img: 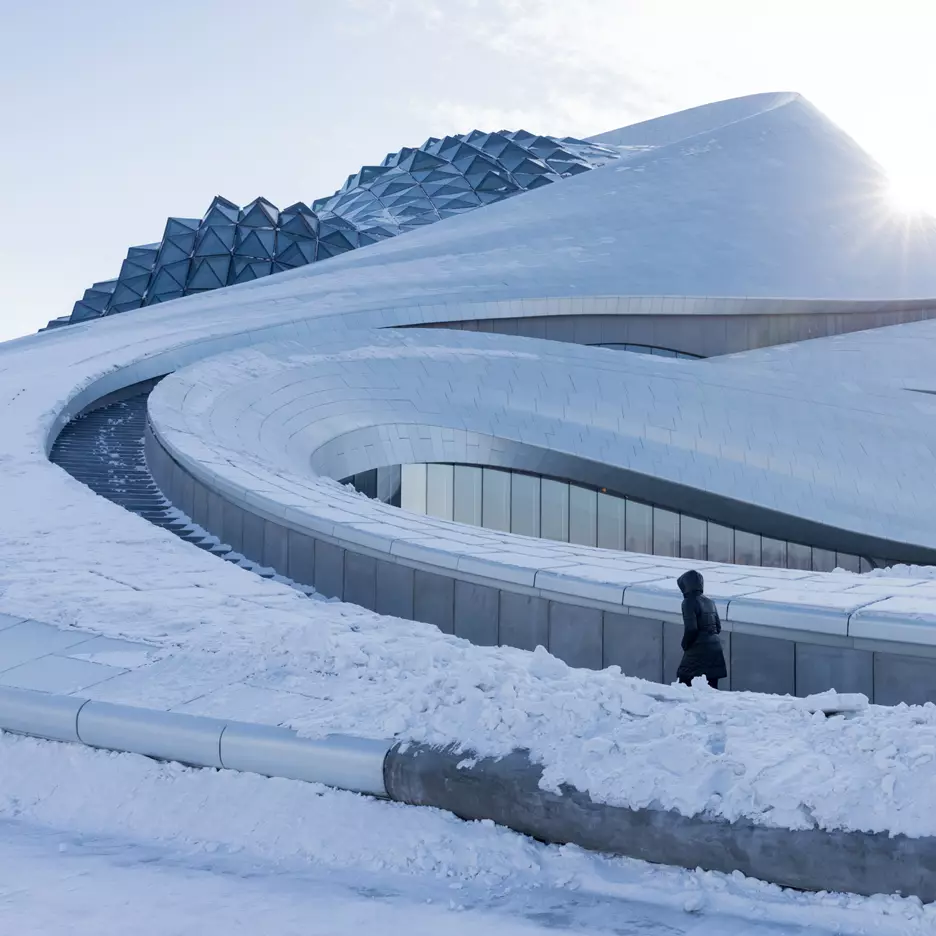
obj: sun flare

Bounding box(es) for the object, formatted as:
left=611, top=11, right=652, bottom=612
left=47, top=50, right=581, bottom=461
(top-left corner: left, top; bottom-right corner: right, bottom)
left=886, top=171, right=936, bottom=218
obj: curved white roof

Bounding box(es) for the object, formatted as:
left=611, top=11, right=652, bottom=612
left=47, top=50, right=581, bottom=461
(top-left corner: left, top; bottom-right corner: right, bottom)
left=271, top=90, right=936, bottom=303
left=1, top=91, right=936, bottom=668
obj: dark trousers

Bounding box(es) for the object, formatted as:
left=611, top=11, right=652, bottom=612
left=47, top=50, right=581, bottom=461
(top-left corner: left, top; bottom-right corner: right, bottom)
left=679, top=675, right=719, bottom=689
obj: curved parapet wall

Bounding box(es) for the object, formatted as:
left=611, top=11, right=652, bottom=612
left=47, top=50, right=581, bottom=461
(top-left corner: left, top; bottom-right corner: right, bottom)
left=3, top=683, right=934, bottom=902
left=143, top=335, right=936, bottom=705
left=383, top=742, right=936, bottom=902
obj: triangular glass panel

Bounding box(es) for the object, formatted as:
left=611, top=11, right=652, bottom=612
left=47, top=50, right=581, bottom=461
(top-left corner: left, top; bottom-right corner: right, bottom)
left=156, top=240, right=190, bottom=265
left=239, top=197, right=279, bottom=228
left=235, top=227, right=275, bottom=260
left=165, top=217, right=200, bottom=237
left=275, top=238, right=317, bottom=266
left=186, top=255, right=230, bottom=289
left=202, top=195, right=241, bottom=226
left=149, top=262, right=190, bottom=294
left=194, top=225, right=235, bottom=256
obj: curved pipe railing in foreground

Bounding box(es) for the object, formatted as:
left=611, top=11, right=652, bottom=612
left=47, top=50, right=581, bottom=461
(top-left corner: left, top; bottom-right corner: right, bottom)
left=1, top=683, right=934, bottom=903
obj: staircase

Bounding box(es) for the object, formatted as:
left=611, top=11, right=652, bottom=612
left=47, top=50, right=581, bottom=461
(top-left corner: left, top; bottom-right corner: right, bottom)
left=49, top=390, right=301, bottom=586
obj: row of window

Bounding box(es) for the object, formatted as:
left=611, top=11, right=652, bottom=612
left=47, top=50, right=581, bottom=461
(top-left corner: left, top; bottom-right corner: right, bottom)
left=390, top=463, right=885, bottom=573
left=593, top=343, right=701, bottom=359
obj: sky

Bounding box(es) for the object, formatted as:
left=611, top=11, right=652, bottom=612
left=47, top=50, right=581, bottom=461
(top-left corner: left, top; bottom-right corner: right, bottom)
left=2, top=0, right=935, bottom=341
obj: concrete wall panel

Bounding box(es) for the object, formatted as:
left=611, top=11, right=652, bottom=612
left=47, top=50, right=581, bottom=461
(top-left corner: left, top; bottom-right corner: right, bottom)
left=731, top=632, right=795, bottom=695
left=603, top=612, right=663, bottom=682
left=179, top=471, right=195, bottom=519
left=376, top=560, right=414, bottom=620
left=499, top=592, right=549, bottom=651
left=344, top=551, right=377, bottom=611
left=314, top=540, right=345, bottom=600
left=191, top=478, right=208, bottom=528
left=549, top=602, right=603, bottom=670
left=222, top=500, right=244, bottom=554
left=206, top=490, right=224, bottom=537
left=874, top=652, right=936, bottom=706
left=795, top=643, right=873, bottom=698
left=454, top=580, right=499, bottom=646
left=241, top=511, right=265, bottom=564
left=286, top=529, right=315, bottom=586
left=663, top=620, right=683, bottom=685
left=414, top=569, right=455, bottom=634
left=262, top=520, right=288, bottom=575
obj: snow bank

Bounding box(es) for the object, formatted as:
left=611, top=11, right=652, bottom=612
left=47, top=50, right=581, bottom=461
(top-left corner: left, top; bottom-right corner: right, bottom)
left=6, top=542, right=932, bottom=839
left=2, top=731, right=934, bottom=933
left=226, top=612, right=936, bottom=838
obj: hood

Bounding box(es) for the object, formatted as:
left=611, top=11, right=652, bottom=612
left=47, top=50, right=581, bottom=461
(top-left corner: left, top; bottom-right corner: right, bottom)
left=677, top=569, right=704, bottom=595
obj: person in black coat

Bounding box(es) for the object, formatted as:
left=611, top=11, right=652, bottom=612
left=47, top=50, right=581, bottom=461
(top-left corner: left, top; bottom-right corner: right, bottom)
left=676, top=569, right=727, bottom=688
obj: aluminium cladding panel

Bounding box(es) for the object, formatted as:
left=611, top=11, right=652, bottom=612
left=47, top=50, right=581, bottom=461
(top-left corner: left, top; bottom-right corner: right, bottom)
left=241, top=510, right=266, bottom=564
left=191, top=478, right=209, bottom=529
left=222, top=500, right=245, bottom=554
left=314, top=540, right=345, bottom=599
left=662, top=620, right=684, bottom=685
left=413, top=569, right=455, bottom=634
left=794, top=643, right=873, bottom=698
left=262, top=519, right=289, bottom=575
left=602, top=612, right=663, bottom=683
left=873, top=652, right=936, bottom=706
left=179, top=470, right=195, bottom=520
left=375, top=559, right=414, bottom=619
left=0, top=685, right=87, bottom=742
left=207, top=490, right=225, bottom=537
left=143, top=429, right=169, bottom=487
left=287, top=529, right=316, bottom=586
left=499, top=592, right=549, bottom=651
left=730, top=632, right=795, bottom=695
left=219, top=723, right=390, bottom=796
left=548, top=601, right=603, bottom=670
left=344, top=551, right=377, bottom=611
left=454, top=580, right=499, bottom=646
left=76, top=701, right=225, bottom=768
left=383, top=742, right=936, bottom=902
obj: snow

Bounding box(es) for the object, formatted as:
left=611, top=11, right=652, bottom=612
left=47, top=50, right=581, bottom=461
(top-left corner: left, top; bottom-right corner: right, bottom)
left=4, top=582, right=936, bottom=839
left=1, top=730, right=933, bottom=935
left=1, top=90, right=936, bottom=917
left=4, top=316, right=936, bottom=840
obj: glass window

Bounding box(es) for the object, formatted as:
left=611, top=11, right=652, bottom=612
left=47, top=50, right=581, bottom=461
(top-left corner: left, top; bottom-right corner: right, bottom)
left=400, top=463, right=427, bottom=514
left=679, top=515, right=707, bottom=560
left=761, top=537, right=786, bottom=568
left=597, top=492, right=626, bottom=550
left=811, top=548, right=836, bottom=572
left=569, top=484, right=598, bottom=546
left=787, top=542, right=811, bottom=570
left=707, top=522, right=734, bottom=563
left=453, top=465, right=482, bottom=526
left=353, top=469, right=377, bottom=499
left=426, top=463, right=454, bottom=520
left=482, top=467, right=511, bottom=532
left=540, top=478, right=570, bottom=542
left=625, top=499, right=652, bottom=554
left=510, top=472, right=541, bottom=537
left=835, top=553, right=860, bottom=573
left=735, top=530, right=761, bottom=566
left=652, top=507, right=679, bottom=557
left=376, top=465, right=401, bottom=506
left=859, top=557, right=874, bottom=574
